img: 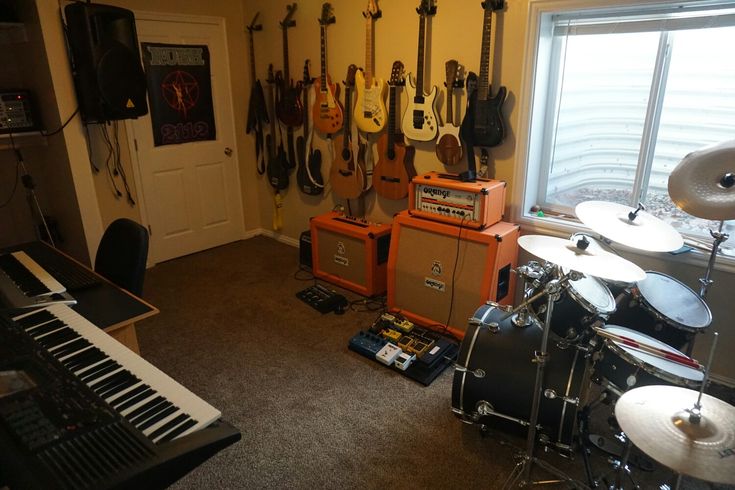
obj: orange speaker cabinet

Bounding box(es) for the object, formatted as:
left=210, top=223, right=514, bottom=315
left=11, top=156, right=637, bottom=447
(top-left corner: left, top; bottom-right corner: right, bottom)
left=310, top=212, right=392, bottom=297
left=387, top=211, right=519, bottom=339
left=408, top=171, right=507, bottom=229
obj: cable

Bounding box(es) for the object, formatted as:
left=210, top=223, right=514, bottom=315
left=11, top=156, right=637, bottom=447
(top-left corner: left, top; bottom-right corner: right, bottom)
left=293, top=265, right=314, bottom=281
left=442, top=217, right=467, bottom=337
left=84, top=124, right=99, bottom=172
left=39, top=106, right=80, bottom=137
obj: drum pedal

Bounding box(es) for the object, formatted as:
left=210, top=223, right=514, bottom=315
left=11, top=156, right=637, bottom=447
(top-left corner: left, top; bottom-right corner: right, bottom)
left=588, top=434, right=654, bottom=472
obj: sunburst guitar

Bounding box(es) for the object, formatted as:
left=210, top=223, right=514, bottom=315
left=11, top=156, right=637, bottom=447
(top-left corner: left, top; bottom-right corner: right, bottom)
left=312, top=3, right=342, bottom=135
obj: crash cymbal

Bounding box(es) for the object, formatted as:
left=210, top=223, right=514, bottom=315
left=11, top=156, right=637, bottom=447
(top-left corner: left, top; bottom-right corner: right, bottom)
left=518, top=234, right=646, bottom=283
left=576, top=201, right=684, bottom=252
left=669, top=140, right=735, bottom=221
left=616, top=385, right=735, bottom=485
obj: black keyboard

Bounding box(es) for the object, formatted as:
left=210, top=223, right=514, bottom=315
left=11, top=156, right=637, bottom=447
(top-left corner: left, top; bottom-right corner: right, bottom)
left=37, top=257, right=101, bottom=292
left=0, top=253, right=50, bottom=297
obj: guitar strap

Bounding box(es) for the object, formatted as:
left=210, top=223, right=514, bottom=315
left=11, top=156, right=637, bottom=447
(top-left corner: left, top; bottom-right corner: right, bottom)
left=286, top=127, right=297, bottom=171
left=304, top=119, right=324, bottom=189
left=247, top=80, right=269, bottom=175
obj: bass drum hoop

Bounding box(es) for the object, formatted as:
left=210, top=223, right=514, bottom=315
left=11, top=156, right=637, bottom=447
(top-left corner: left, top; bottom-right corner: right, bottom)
left=634, top=271, right=712, bottom=333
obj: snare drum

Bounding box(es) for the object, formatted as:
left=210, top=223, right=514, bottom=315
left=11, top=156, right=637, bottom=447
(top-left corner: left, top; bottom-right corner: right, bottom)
left=593, top=325, right=704, bottom=393
left=451, top=303, right=590, bottom=451
left=609, top=272, right=712, bottom=349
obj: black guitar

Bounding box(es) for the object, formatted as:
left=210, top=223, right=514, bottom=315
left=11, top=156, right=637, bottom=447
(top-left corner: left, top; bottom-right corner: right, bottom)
left=266, top=65, right=289, bottom=190
left=461, top=0, right=506, bottom=148
left=296, top=60, right=324, bottom=195
left=245, top=13, right=269, bottom=175
left=275, top=3, right=302, bottom=171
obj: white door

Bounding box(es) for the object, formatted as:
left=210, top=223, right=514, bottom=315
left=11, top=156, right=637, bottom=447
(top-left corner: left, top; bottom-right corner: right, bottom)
left=128, top=13, right=244, bottom=264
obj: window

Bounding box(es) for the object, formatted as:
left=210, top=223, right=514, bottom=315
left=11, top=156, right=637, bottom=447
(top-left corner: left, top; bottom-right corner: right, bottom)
left=521, top=1, right=735, bottom=247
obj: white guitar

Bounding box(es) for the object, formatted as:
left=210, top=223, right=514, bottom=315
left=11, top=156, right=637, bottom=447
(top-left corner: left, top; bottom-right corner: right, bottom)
left=401, top=0, right=438, bottom=142
left=354, top=0, right=387, bottom=133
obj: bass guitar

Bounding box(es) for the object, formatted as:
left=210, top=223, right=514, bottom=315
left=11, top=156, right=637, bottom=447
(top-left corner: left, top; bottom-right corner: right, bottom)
left=312, top=3, right=343, bottom=135
left=461, top=0, right=506, bottom=148
left=297, top=60, right=324, bottom=196
left=245, top=12, right=269, bottom=175
left=373, top=61, right=416, bottom=200
left=435, top=59, right=463, bottom=166
left=354, top=0, right=387, bottom=134
left=265, top=65, right=289, bottom=191
left=275, top=3, right=302, bottom=170
left=401, top=0, right=439, bottom=142
left=330, top=65, right=366, bottom=199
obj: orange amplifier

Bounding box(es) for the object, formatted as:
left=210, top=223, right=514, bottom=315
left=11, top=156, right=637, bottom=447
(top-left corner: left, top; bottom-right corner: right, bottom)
left=310, top=211, right=392, bottom=297
left=387, top=211, right=519, bottom=339
left=408, top=171, right=506, bottom=229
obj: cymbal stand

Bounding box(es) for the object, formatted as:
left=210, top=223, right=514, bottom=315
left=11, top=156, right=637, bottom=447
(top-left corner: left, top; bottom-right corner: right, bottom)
left=512, top=261, right=552, bottom=327
left=698, top=221, right=729, bottom=299
left=502, top=273, right=588, bottom=490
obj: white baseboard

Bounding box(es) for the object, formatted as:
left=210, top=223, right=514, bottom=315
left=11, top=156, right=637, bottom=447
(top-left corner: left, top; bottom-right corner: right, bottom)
left=244, top=228, right=300, bottom=248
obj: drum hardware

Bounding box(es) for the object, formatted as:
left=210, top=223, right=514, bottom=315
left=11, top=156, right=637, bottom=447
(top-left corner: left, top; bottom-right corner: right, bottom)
left=698, top=220, right=729, bottom=299
left=453, top=364, right=486, bottom=378
left=544, top=389, right=579, bottom=407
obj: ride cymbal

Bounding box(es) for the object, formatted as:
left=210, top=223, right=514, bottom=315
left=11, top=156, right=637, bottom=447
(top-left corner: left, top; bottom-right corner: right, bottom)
left=616, top=385, right=735, bottom=485
left=669, top=140, right=735, bottom=221
left=576, top=200, right=684, bottom=252
left=518, top=234, right=646, bottom=283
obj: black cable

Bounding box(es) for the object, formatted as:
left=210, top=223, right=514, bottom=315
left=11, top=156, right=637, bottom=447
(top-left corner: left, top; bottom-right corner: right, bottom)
left=84, top=124, right=99, bottom=172
left=0, top=133, right=21, bottom=208
left=442, top=217, right=466, bottom=337
left=293, top=266, right=314, bottom=281
left=112, top=121, right=135, bottom=205
left=100, top=123, right=122, bottom=197
left=40, top=106, right=80, bottom=137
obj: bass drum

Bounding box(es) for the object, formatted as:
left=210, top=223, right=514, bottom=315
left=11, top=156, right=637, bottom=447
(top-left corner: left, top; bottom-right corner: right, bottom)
left=451, top=303, right=591, bottom=452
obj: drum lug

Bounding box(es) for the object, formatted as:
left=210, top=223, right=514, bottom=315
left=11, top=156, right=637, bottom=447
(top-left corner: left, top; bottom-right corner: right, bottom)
left=544, top=389, right=580, bottom=407
left=453, top=363, right=486, bottom=378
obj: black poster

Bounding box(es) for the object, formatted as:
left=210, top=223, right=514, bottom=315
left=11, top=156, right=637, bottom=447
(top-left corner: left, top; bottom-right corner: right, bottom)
left=142, top=43, right=216, bottom=146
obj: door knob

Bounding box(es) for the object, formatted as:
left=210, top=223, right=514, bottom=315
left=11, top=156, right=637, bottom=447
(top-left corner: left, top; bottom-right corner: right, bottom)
left=224, top=147, right=233, bottom=156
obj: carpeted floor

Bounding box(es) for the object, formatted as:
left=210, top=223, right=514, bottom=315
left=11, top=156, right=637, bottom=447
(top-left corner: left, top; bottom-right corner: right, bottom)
left=136, top=237, right=733, bottom=490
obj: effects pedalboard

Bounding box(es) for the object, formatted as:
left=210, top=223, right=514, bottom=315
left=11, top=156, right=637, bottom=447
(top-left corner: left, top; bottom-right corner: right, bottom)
left=296, top=284, right=348, bottom=314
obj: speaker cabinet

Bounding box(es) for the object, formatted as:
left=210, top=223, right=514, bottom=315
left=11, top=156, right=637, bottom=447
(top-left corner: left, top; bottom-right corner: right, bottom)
left=310, top=212, right=391, bottom=297
left=387, top=211, right=519, bottom=339
left=64, top=3, right=148, bottom=123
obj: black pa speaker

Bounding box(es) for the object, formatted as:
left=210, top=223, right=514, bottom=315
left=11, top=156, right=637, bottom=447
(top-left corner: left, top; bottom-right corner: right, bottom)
left=64, top=3, right=148, bottom=123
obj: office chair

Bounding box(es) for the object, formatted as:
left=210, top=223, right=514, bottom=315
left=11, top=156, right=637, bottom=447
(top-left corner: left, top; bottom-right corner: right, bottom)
left=95, top=218, right=149, bottom=297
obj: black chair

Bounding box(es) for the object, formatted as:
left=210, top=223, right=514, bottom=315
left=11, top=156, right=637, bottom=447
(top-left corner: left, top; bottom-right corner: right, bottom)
left=94, top=218, right=149, bottom=297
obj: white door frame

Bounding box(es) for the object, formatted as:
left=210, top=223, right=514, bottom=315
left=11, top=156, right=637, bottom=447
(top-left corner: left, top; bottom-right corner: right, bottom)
left=125, top=10, right=245, bottom=266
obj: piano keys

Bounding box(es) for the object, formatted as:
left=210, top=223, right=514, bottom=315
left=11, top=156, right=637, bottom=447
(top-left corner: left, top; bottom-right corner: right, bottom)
left=0, top=251, right=75, bottom=309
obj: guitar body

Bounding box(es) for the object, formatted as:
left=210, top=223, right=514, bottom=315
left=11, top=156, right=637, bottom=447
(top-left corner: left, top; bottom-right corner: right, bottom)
left=467, top=85, right=507, bottom=148
left=330, top=134, right=365, bottom=199
left=401, top=74, right=438, bottom=142
left=312, top=76, right=343, bottom=134
left=354, top=70, right=388, bottom=133
left=267, top=135, right=289, bottom=191
left=436, top=124, right=462, bottom=165
left=297, top=148, right=323, bottom=196
left=374, top=133, right=416, bottom=200
left=275, top=79, right=304, bottom=128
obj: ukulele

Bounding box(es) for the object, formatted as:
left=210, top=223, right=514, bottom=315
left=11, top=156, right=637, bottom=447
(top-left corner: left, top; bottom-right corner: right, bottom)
left=435, top=60, right=463, bottom=166
left=275, top=3, right=302, bottom=170
left=373, top=61, right=416, bottom=200
left=245, top=12, right=269, bottom=175
left=265, top=65, right=289, bottom=190
left=312, top=3, right=343, bottom=135
left=297, top=60, right=324, bottom=195
left=461, top=0, right=506, bottom=148
left=354, top=0, right=387, bottom=134
left=401, top=0, right=439, bottom=142
left=330, top=65, right=366, bottom=199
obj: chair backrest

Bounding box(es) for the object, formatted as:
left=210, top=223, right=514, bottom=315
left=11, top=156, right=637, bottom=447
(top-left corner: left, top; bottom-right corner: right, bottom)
left=94, top=218, right=149, bottom=297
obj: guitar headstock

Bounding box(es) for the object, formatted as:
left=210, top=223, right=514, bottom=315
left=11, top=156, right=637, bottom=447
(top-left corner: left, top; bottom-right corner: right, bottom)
left=416, top=0, right=437, bottom=16
left=344, top=64, right=358, bottom=87
left=481, top=0, right=505, bottom=11
left=445, top=59, right=459, bottom=88
left=247, top=12, right=262, bottom=32
left=319, top=3, right=336, bottom=26
left=388, top=61, right=405, bottom=87
left=302, top=59, right=313, bottom=85
left=266, top=64, right=275, bottom=84
left=363, top=0, right=381, bottom=19
left=280, top=3, right=297, bottom=29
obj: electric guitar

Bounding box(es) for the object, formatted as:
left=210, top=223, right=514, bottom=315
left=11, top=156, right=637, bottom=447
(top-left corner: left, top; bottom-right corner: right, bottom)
left=330, top=65, right=366, bottom=199
left=265, top=65, right=289, bottom=190
left=373, top=61, right=416, bottom=200
left=401, top=0, right=439, bottom=142
left=297, top=60, right=324, bottom=195
left=461, top=0, right=506, bottom=148
left=245, top=12, right=269, bottom=175
left=435, top=60, right=463, bottom=166
left=275, top=3, right=302, bottom=170
left=312, top=3, right=343, bottom=135
left=353, top=0, right=387, bottom=134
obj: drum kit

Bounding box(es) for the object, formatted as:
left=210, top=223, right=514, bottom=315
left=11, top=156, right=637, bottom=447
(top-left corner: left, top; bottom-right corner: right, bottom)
left=451, top=140, right=735, bottom=488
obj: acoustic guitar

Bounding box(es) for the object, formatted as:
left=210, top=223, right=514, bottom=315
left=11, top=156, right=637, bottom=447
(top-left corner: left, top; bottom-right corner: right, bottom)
left=435, top=60, right=463, bottom=166
left=312, top=3, right=343, bottom=135
left=353, top=0, right=387, bottom=134
left=296, top=60, right=324, bottom=196
left=265, top=65, right=289, bottom=191
left=330, top=65, right=366, bottom=200
left=401, top=0, right=439, bottom=142
left=245, top=12, right=269, bottom=175
left=373, top=61, right=416, bottom=200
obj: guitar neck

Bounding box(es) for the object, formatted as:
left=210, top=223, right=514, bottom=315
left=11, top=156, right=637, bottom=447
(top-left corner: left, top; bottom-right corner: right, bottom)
left=477, top=7, right=493, bottom=101
left=364, top=17, right=374, bottom=86
left=387, top=85, right=397, bottom=152
left=445, top=85, right=454, bottom=124
left=415, top=14, right=426, bottom=96
left=320, top=26, right=328, bottom=91
left=282, top=28, right=291, bottom=82
left=343, top=86, right=353, bottom=150
left=267, top=83, right=277, bottom=145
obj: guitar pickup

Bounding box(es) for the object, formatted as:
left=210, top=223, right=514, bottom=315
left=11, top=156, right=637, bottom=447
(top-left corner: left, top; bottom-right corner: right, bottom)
left=413, top=110, right=424, bottom=129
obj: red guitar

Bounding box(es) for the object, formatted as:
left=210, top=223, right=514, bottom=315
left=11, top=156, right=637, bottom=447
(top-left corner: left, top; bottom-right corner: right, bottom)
left=373, top=61, right=416, bottom=200
left=330, top=65, right=366, bottom=200
left=312, top=3, right=343, bottom=135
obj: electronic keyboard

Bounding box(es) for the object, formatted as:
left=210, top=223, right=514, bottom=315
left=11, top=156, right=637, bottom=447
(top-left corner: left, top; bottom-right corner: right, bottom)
left=0, top=251, right=75, bottom=309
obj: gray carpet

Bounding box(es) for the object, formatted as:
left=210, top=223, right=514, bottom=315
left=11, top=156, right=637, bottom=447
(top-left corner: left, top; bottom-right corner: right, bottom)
left=136, top=237, right=733, bottom=489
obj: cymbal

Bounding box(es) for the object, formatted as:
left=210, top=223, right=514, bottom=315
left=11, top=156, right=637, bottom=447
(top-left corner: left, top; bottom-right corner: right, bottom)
left=616, top=385, right=735, bottom=485
left=576, top=200, right=683, bottom=252
left=518, top=235, right=646, bottom=283
left=669, top=140, right=735, bottom=221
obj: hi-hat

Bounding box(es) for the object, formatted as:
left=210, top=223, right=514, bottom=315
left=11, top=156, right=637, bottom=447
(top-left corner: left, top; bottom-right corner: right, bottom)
left=518, top=234, right=646, bottom=283
left=616, top=385, right=735, bottom=485
left=668, top=140, right=735, bottom=221
left=576, top=200, right=684, bottom=252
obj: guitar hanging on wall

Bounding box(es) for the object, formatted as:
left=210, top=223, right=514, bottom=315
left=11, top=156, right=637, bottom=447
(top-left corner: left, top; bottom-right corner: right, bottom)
left=401, top=0, right=438, bottom=142
left=435, top=59, right=463, bottom=166
left=297, top=60, right=324, bottom=195
left=353, top=0, right=387, bottom=134
left=245, top=12, right=269, bottom=175
left=330, top=65, right=366, bottom=200
left=373, top=61, right=417, bottom=200
left=275, top=3, right=302, bottom=171
left=312, top=2, right=342, bottom=135
left=266, top=64, right=289, bottom=191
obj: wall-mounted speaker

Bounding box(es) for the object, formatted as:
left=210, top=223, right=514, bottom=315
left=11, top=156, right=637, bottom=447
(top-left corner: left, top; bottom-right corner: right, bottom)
left=64, top=3, right=148, bottom=123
